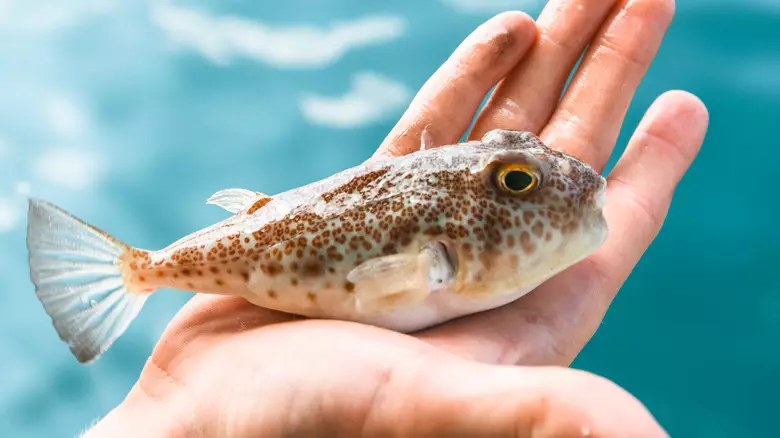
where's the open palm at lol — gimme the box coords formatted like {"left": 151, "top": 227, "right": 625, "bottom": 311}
{"left": 87, "top": 1, "right": 707, "bottom": 436}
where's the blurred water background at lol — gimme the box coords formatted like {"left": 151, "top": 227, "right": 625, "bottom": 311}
{"left": 1, "top": 0, "right": 778, "bottom": 436}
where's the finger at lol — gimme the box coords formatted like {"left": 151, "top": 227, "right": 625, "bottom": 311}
{"left": 151, "top": 294, "right": 300, "bottom": 367}
{"left": 539, "top": 0, "right": 676, "bottom": 169}
{"left": 583, "top": 89, "right": 708, "bottom": 320}
{"left": 417, "top": 90, "right": 708, "bottom": 367}
{"left": 470, "top": 0, "right": 618, "bottom": 139}
{"left": 173, "top": 295, "right": 299, "bottom": 332}
{"left": 372, "top": 11, "right": 536, "bottom": 160}
{"left": 366, "top": 359, "right": 668, "bottom": 437}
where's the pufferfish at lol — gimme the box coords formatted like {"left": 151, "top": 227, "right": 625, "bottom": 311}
{"left": 26, "top": 129, "right": 608, "bottom": 363}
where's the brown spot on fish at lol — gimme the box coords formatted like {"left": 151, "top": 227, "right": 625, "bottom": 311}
{"left": 302, "top": 260, "right": 324, "bottom": 277}
{"left": 327, "top": 245, "right": 344, "bottom": 262}
{"left": 532, "top": 221, "right": 544, "bottom": 238}
{"left": 247, "top": 196, "right": 273, "bottom": 215}
{"left": 478, "top": 250, "right": 496, "bottom": 270}
{"left": 261, "top": 262, "right": 284, "bottom": 277}
{"left": 344, "top": 281, "right": 355, "bottom": 293}
{"left": 307, "top": 292, "right": 317, "bottom": 303}
{"left": 520, "top": 231, "right": 536, "bottom": 254}
{"left": 509, "top": 254, "right": 520, "bottom": 270}
{"left": 267, "top": 290, "right": 277, "bottom": 299}
{"left": 382, "top": 243, "right": 396, "bottom": 255}
{"left": 523, "top": 211, "right": 534, "bottom": 225}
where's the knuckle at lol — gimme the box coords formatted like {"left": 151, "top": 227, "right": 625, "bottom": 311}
{"left": 538, "top": 29, "right": 581, "bottom": 55}
{"left": 544, "top": 109, "right": 603, "bottom": 164}
{"left": 598, "top": 34, "right": 652, "bottom": 71}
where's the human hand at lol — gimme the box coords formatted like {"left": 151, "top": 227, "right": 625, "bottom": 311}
{"left": 85, "top": 0, "right": 708, "bottom": 436}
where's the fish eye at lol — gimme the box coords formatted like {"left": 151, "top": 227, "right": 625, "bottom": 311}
{"left": 495, "top": 164, "right": 539, "bottom": 194}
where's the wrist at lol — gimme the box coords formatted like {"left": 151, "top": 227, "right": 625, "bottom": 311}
{"left": 80, "top": 384, "right": 200, "bottom": 438}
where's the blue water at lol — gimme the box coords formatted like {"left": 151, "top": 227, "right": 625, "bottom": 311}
{"left": 1, "top": 1, "right": 778, "bottom": 436}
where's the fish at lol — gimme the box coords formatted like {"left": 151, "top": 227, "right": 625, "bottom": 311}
{"left": 25, "top": 129, "right": 609, "bottom": 364}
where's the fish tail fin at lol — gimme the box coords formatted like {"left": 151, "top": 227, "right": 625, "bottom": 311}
{"left": 26, "top": 198, "right": 150, "bottom": 364}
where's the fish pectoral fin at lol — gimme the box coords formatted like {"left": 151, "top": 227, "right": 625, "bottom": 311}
{"left": 347, "top": 253, "right": 428, "bottom": 314}
{"left": 206, "top": 189, "right": 271, "bottom": 214}
{"left": 354, "top": 289, "right": 428, "bottom": 315}
{"left": 346, "top": 242, "right": 456, "bottom": 314}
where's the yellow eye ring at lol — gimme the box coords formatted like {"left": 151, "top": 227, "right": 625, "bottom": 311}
{"left": 495, "top": 164, "right": 540, "bottom": 194}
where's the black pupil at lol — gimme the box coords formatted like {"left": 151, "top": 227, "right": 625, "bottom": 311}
{"left": 504, "top": 170, "right": 533, "bottom": 191}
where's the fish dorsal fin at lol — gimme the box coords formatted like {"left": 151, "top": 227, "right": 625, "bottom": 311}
{"left": 207, "top": 189, "right": 271, "bottom": 214}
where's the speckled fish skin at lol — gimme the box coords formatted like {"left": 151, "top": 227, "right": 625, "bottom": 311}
{"left": 26, "top": 129, "right": 608, "bottom": 363}
{"left": 129, "top": 129, "right": 607, "bottom": 326}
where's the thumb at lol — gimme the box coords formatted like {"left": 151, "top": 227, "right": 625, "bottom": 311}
{"left": 364, "top": 359, "right": 668, "bottom": 437}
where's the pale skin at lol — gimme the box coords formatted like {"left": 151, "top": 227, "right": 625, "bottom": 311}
{"left": 84, "top": 0, "right": 709, "bottom": 436}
